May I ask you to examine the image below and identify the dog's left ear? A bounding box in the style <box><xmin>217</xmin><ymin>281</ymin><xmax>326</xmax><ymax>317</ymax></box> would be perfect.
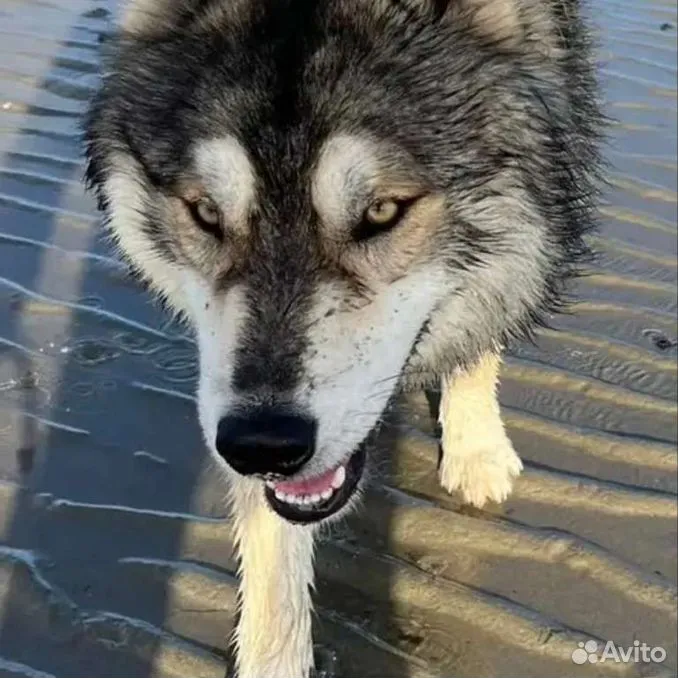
<box><xmin>410</xmin><ymin>0</ymin><xmax>525</xmax><ymax>48</ymax></box>
<box><xmin>440</xmin><ymin>0</ymin><xmax>522</xmax><ymax>46</ymax></box>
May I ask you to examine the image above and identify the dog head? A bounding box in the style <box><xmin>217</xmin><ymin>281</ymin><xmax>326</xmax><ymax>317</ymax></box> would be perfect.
<box><xmin>84</xmin><ymin>0</ymin><xmax>597</xmax><ymax>522</ymax></box>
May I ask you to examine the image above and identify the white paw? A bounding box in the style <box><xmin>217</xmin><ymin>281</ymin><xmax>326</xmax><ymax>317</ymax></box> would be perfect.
<box><xmin>439</xmin><ymin>429</ymin><xmax>523</xmax><ymax>508</ymax></box>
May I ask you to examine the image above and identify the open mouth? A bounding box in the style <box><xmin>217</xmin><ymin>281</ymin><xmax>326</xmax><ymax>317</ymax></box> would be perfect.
<box><xmin>264</xmin><ymin>445</ymin><xmax>366</xmax><ymax>524</ymax></box>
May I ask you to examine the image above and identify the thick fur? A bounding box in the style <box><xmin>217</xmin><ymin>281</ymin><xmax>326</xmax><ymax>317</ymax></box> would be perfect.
<box><xmin>83</xmin><ymin>1</ymin><xmax>603</xmax><ymax>675</ymax></box>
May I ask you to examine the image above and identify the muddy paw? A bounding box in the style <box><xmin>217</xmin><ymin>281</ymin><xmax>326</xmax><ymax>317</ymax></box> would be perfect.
<box><xmin>439</xmin><ymin>431</ymin><xmax>523</xmax><ymax>508</ymax></box>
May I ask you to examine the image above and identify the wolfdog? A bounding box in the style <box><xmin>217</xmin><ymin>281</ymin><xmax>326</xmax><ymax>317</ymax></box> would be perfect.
<box><xmin>83</xmin><ymin>0</ymin><xmax>602</xmax><ymax>675</ymax></box>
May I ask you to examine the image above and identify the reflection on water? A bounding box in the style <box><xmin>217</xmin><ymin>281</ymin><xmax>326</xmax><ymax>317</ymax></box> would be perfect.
<box><xmin>0</xmin><ymin>0</ymin><xmax>676</xmax><ymax>676</ymax></box>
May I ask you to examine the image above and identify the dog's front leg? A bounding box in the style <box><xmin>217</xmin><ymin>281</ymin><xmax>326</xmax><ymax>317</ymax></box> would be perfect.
<box><xmin>438</xmin><ymin>351</ymin><xmax>523</xmax><ymax>507</ymax></box>
<box><xmin>231</xmin><ymin>479</ymin><xmax>315</xmax><ymax>678</ymax></box>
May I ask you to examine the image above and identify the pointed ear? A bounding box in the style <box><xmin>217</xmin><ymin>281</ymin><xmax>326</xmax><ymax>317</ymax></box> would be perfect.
<box><xmin>431</xmin><ymin>0</ymin><xmax>524</xmax><ymax>47</ymax></box>
<box><xmin>117</xmin><ymin>0</ymin><xmax>186</xmax><ymax>36</ymax></box>
<box><xmin>117</xmin><ymin>0</ymin><xmax>249</xmax><ymax>37</ymax></box>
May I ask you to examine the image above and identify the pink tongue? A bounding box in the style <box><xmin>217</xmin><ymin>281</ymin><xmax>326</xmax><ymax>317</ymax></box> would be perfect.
<box><xmin>274</xmin><ymin>465</ymin><xmax>338</xmax><ymax>496</ymax></box>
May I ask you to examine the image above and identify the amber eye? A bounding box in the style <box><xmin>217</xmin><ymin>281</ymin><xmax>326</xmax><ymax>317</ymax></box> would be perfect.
<box><xmin>366</xmin><ymin>199</ymin><xmax>399</xmax><ymax>225</ymax></box>
<box><xmin>353</xmin><ymin>198</ymin><xmax>411</xmax><ymax>242</ymax></box>
<box><xmin>187</xmin><ymin>197</ymin><xmax>223</xmax><ymax>240</ymax></box>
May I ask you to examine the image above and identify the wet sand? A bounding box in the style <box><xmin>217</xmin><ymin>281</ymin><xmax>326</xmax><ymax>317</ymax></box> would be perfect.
<box><xmin>0</xmin><ymin>0</ymin><xmax>676</xmax><ymax>676</ymax></box>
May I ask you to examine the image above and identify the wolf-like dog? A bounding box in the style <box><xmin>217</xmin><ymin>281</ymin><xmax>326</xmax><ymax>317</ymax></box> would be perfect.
<box><xmin>83</xmin><ymin>0</ymin><xmax>602</xmax><ymax>675</ymax></box>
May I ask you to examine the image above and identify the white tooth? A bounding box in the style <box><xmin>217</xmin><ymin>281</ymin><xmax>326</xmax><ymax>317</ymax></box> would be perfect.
<box><xmin>293</xmin><ymin>495</ymin><xmax>305</xmax><ymax>505</ymax></box>
<box><xmin>331</xmin><ymin>466</ymin><xmax>346</xmax><ymax>489</ymax></box>
<box><xmin>309</xmin><ymin>493</ymin><xmax>321</xmax><ymax>504</ymax></box>
<box><xmin>303</xmin><ymin>495</ymin><xmax>314</xmax><ymax>505</ymax></box>
<box><xmin>320</xmin><ymin>488</ymin><xmax>332</xmax><ymax>500</ymax></box>
<box><xmin>275</xmin><ymin>490</ymin><xmax>285</xmax><ymax>501</ymax></box>
<box><xmin>265</xmin><ymin>480</ymin><xmax>275</xmax><ymax>489</ymax></box>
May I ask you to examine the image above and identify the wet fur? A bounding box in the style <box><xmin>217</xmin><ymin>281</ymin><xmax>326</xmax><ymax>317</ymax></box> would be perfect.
<box><xmin>83</xmin><ymin>1</ymin><xmax>603</xmax><ymax>675</ymax></box>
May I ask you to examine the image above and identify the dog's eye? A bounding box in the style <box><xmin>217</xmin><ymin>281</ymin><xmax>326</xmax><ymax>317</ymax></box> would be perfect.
<box><xmin>187</xmin><ymin>197</ymin><xmax>223</xmax><ymax>240</ymax></box>
<box><xmin>366</xmin><ymin>199</ymin><xmax>400</xmax><ymax>225</ymax></box>
<box><xmin>353</xmin><ymin>198</ymin><xmax>410</xmax><ymax>242</ymax></box>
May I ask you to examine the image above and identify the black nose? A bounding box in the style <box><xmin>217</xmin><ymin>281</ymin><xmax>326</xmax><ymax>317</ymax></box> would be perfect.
<box><xmin>215</xmin><ymin>411</ymin><xmax>316</xmax><ymax>477</ymax></box>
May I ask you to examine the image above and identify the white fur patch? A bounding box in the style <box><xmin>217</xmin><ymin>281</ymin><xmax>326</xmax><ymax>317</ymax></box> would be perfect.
<box><xmin>193</xmin><ymin>137</ymin><xmax>256</xmax><ymax>226</ymax></box>
<box><xmin>297</xmin><ymin>268</ymin><xmax>448</xmax><ymax>477</ymax></box>
<box><xmin>312</xmin><ymin>134</ymin><xmax>380</xmax><ymax>228</ymax></box>
<box><xmin>104</xmin><ymin>154</ymin><xmax>189</xmax><ymax>314</ymax></box>
<box><xmin>192</xmin><ymin>281</ymin><xmax>249</xmax><ymax>452</ymax></box>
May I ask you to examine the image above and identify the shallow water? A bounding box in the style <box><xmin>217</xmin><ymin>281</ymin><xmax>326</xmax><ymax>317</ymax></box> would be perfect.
<box><xmin>0</xmin><ymin>0</ymin><xmax>676</xmax><ymax>676</ymax></box>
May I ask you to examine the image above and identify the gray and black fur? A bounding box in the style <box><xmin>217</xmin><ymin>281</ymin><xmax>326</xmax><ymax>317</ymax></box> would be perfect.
<box><xmin>82</xmin><ymin>1</ymin><xmax>604</xmax><ymax>675</ymax></box>
<box><xmin>84</xmin><ymin>0</ymin><xmax>603</xmax><ymax>383</ymax></box>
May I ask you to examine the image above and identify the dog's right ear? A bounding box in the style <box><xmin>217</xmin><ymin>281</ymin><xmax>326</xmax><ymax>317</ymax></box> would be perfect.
<box><xmin>118</xmin><ymin>0</ymin><xmax>249</xmax><ymax>37</ymax></box>
<box><xmin>117</xmin><ymin>0</ymin><xmax>186</xmax><ymax>36</ymax></box>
